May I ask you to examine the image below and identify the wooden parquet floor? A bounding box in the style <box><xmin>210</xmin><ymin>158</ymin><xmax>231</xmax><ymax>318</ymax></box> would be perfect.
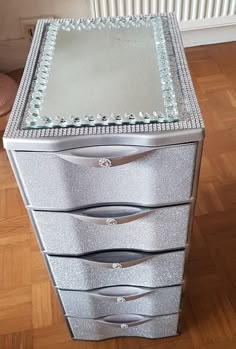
<box><xmin>0</xmin><ymin>41</ymin><xmax>236</xmax><ymax>349</ymax></box>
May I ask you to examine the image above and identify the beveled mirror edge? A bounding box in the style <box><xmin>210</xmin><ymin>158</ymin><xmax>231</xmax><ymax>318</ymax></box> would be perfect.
<box><xmin>23</xmin><ymin>16</ymin><xmax>182</xmax><ymax>129</ymax></box>
<box><xmin>3</xmin><ymin>13</ymin><xmax>205</xmax><ymax>151</ymax></box>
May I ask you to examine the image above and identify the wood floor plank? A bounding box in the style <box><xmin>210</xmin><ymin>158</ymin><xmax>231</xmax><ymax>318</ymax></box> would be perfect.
<box><xmin>32</xmin><ymin>282</ymin><xmax>53</xmax><ymax>329</ymax></box>
<box><xmin>0</xmin><ymin>244</ymin><xmax>31</xmax><ymax>289</ymax></box>
<box><xmin>0</xmin><ymin>330</ymin><xmax>32</xmax><ymax>349</ymax></box>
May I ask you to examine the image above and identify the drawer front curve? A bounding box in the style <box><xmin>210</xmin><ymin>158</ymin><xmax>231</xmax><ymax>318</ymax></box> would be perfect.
<box><xmin>13</xmin><ymin>143</ymin><xmax>196</xmax><ymax>210</ymax></box>
<box><xmin>46</xmin><ymin>251</ymin><xmax>185</xmax><ymax>290</ymax></box>
<box><xmin>32</xmin><ymin>204</ymin><xmax>190</xmax><ymax>255</ymax></box>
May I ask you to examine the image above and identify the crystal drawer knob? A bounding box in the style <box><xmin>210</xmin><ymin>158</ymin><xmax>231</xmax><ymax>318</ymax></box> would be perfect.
<box><xmin>99</xmin><ymin>158</ymin><xmax>112</xmax><ymax>167</ymax></box>
<box><xmin>117</xmin><ymin>296</ymin><xmax>126</xmax><ymax>303</ymax></box>
<box><xmin>120</xmin><ymin>323</ymin><xmax>128</xmax><ymax>329</ymax></box>
<box><xmin>112</xmin><ymin>263</ymin><xmax>122</xmax><ymax>269</ymax></box>
<box><xmin>106</xmin><ymin>218</ymin><xmax>117</xmax><ymax>225</ymax></box>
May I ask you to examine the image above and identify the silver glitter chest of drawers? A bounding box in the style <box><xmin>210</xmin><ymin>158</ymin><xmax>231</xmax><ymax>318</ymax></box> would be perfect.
<box><xmin>4</xmin><ymin>13</ymin><xmax>204</xmax><ymax>341</ymax></box>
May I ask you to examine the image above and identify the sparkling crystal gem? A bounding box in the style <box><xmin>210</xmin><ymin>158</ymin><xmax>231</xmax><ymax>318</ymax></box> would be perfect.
<box><xmin>144</xmin><ymin>113</ymin><xmax>150</xmax><ymax>119</ymax></box>
<box><xmin>43</xmin><ymin>117</ymin><xmax>53</xmax><ymax>127</ymax></box>
<box><xmin>41</xmin><ymin>61</ymin><xmax>50</xmax><ymax>68</ymax></box>
<box><xmin>38</xmin><ymin>71</ymin><xmax>48</xmax><ymax>80</ymax></box>
<box><xmin>106</xmin><ymin>218</ymin><xmax>118</xmax><ymax>225</ymax></box>
<box><xmin>44</xmin><ymin>46</ymin><xmax>54</xmax><ymax>53</ymax></box>
<box><xmin>35</xmin><ymin>83</ymin><xmax>47</xmax><ymax>92</ymax></box>
<box><xmin>111</xmin><ymin>114</ymin><xmax>122</xmax><ymax>124</ymax></box>
<box><xmin>121</xmin><ymin>324</ymin><xmax>128</xmax><ymax>329</ymax></box>
<box><xmin>99</xmin><ymin>158</ymin><xmax>112</xmax><ymax>168</ymax></box>
<box><xmin>37</xmin><ymin>78</ymin><xmax>48</xmax><ymax>86</ymax></box>
<box><xmin>85</xmin><ymin>115</ymin><xmax>95</xmax><ymax>122</ymax></box>
<box><xmin>30</xmin><ymin>99</ymin><xmax>41</xmax><ymax>109</ymax></box>
<box><xmin>28</xmin><ymin>111</ymin><xmax>40</xmax><ymax>118</ymax></box>
<box><xmin>165</xmin><ymin>102</ymin><xmax>178</xmax><ymax>111</ymax></box>
<box><xmin>69</xmin><ymin>23</ymin><xmax>76</xmax><ymax>30</ymax></box>
<box><xmin>97</xmin><ymin>114</ymin><xmax>108</xmax><ymax>123</ymax></box>
<box><xmin>59</xmin><ymin>118</ymin><xmax>67</xmax><ymax>127</ymax></box>
<box><xmin>162</xmin><ymin>84</ymin><xmax>174</xmax><ymax>92</ymax></box>
<box><xmin>32</xmin><ymin>92</ymin><xmax>43</xmax><ymax>100</ymax></box>
<box><xmin>117</xmin><ymin>297</ymin><xmax>126</xmax><ymax>303</ymax></box>
<box><xmin>128</xmin><ymin>113</ymin><xmax>135</xmax><ymax>120</ymax></box>
<box><xmin>26</xmin><ymin>116</ymin><xmax>34</xmax><ymax>124</ymax></box>
<box><xmin>157</xmin><ymin>113</ymin><xmax>166</xmax><ymax>122</ymax></box>
<box><xmin>27</xmin><ymin>121</ymin><xmax>37</xmax><ymax>127</ymax></box>
<box><xmin>42</xmin><ymin>54</ymin><xmax>53</xmax><ymax>61</ymax></box>
<box><xmin>73</xmin><ymin>117</ymin><xmax>81</xmax><ymax>126</ymax></box>
<box><xmin>112</xmin><ymin>263</ymin><xmax>122</xmax><ymax>269</ymax></box>
<box><xmin>168</xmin><ymin>109</ymin><xmax>179</xmax><ymax>120</ymax></box>
<box><xmin>125</xmin><ymin>113</ymin><xmax>136</xmax><ymax>124</ymax></box>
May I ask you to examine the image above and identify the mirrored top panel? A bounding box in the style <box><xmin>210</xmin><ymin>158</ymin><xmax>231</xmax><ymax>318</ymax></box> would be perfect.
<box><xmin>22</xmin><ymin>16</ymin><xmax>188</xmax><ymax>129</ymax></box>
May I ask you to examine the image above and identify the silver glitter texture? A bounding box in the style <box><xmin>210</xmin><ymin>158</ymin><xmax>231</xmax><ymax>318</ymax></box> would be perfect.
<box><xmin>58</xmin><ymin>285</ymin><xmax>182</xmax><ymax>318</ymax></box>
<box><xmin>12</xmin><ymin>143</ymin><xmax>196</xmax><ymax>210</ymax></box>
<box><xmin>68</xmin><ymin>313</ymin><xmax>179</xmax><ymax>340</ymax></box>
<box><xmin>32</xmin><ymin>204</ymin><xmax>190</xmax><ymax>255</ymax></box>
<box><xmin>46</xmin><ymin>251</ymin><xmax>185</xmax><ymax>290</ymax></box>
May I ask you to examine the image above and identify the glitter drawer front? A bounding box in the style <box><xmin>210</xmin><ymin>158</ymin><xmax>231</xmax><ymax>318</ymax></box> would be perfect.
<box><xmin>59</xmin><ymin>285</ymin><xmax>182</xmax><ymax>318</ymax></box>
<box><xmin>31</xmin><ymin>204</ymin><xmax>190</xmax><ymax>255</ymax></box>
<box><xmin>68</xmin><ymin>314</ymin><xmax>179</xmax><ymax>340</ymax></box>
<box><xmin>12</xmin><ymin>143</ymin><xmax>196</xmax><ymax>210</ymax></box>
<box><xmin>46</xmin><ymin>251</ymin><xmax>185</xmax><ymax>290</ymax></box>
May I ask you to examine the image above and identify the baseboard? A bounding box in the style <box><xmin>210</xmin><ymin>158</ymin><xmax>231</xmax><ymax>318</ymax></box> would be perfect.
<box><xmin>181</xmin><ymin>24</ymin><xmax>236</xmax><ymax>47</ymax></box>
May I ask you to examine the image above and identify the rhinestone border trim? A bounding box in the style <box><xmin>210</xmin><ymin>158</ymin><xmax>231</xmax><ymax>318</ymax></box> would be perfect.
<box><xmin>4</xmin><ymin>14</ymin><xmax>204</xmax><ymax>141</ymax></box>
<box><xmin>23</xmin><ymin>15</ymin><xmax>181</xmax><ymax>129</ymax></box>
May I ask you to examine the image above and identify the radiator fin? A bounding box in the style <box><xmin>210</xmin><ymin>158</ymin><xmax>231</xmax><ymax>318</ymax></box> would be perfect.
<box><xmin>90</xmin><ymin>0</ymin><xmax>236</xmax><ymax>22</ymax></box>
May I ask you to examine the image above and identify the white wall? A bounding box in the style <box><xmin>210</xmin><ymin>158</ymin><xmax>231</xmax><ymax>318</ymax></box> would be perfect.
<box><xmin>0</xmin><ymin>0</ymin><xmax>91</xmax><ymax>72</ymax></box>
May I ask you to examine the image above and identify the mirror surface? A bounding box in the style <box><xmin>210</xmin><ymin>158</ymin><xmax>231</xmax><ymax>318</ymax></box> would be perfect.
<box><xmin>23</xmin><ymin>17</ymin><xmax>183</xmax><ymax>129</ymax></box>
<box><xmin>42</xmin><ymin>25</ymin><xmax>164</xmax><ymax>116</ymax></box>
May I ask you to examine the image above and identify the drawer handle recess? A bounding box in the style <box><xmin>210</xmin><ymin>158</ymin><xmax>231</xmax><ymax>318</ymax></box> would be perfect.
<box><xmin>71</xmin><ymin>205</ymin><xmax>154</xmax><ymax>225</ymax></box>
<box><xmin>98</xmin><ymin>315</ymin><xmax>151</xmax><ymax>328</ymax></box>
<box><xmin>82</xmin><ymin>255</ymin><xmax>154</xmax><ymax>269</ymax></box>
<box><xmin>115</xmin><ymin>289</ymin><xmax>153</xmax><ymax>301</ymax></box>
<box><xmin>90</xmin><ymin>289</ymin><xmax>154</xmax><ymax>302</ymax></box>
<box><xmin>57</xmin><ymin>145</ymin><xmax>156</xmax><ymax>167</ymax></box>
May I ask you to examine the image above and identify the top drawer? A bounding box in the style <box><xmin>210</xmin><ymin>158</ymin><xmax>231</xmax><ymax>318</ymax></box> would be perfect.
<box><xmin>12</xmin><ymin>143</ymin><xmax>196</xmax><ymax>210</ymax></box>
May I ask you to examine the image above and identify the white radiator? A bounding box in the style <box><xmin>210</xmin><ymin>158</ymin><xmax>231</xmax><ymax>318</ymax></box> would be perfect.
<box><xmin>89</xmin><ymin>0</ymin><xmax>236</xmax><ymax>46</ymax></box>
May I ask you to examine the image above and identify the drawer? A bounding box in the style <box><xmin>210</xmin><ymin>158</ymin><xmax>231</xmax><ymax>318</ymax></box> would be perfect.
<box><xmin>59</xmin><ymin>285</ymin><xmax>181</xmax><ymax>318</ymax></box>
<box><xmin>32</xmin><ymin>204</ymin><xmax>190</xmax><ymax>255</ymax></box>
<box><xmin>13</xmin><ymin>143</ymin><xmax>196</xmax><ymax>210</ymax></box>
<box><xmin>68</xmin><ymin>313</ymin><xmax>179</xmax><ymax>340</ymax></box>
<box><xmin>46</xmin><ymin>250</ymin><xmax>185</xmax><ymax>290</ymax></box>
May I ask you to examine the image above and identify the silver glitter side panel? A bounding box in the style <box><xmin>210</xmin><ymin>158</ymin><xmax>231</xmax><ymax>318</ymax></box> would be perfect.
<box><xmin>31</xmin><ymin>204</ymin><xmax>190</xmax><ymax>255</ymax></box>
<box><xmin>59</xmin><ymin>286</ymin><xmax>181</xmax><ymax>318</ymax></box>
<box><xmin>46</xmin><ymin>251</ymin><xmax>185</xmax><ymax>290</ymax></box>
<box><xmin>12</xmin><ymin>143</ymin><xmax>196</xmax><ymax>210</ymax></box>
<box><xmin>68</xmin><ymin>313</ymin><xmax>179</xmax><ymax>340</ymax></box>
